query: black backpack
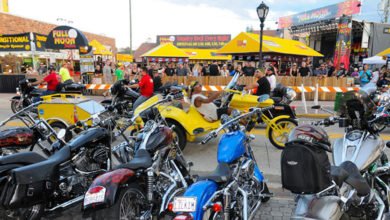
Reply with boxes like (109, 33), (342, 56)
(281, 142), (332, 194)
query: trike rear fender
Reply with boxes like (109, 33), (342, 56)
(180, 180), (218, 220)
(83, 168), (135, 211)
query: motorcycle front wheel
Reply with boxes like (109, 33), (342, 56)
(268, 118), (298, 150)
(10, 99), (23, 113)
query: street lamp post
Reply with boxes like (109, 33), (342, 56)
(257, 1), (269, 68)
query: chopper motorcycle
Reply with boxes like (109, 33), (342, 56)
(83, 92), (193, 220)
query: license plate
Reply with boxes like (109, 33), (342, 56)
(173, 197), (197, 212)
(83, 187), (106, 206)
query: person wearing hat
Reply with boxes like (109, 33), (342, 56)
(244, 69), (271, 96)
(29, 65), (59, 102)
(188, 81), (231, 122)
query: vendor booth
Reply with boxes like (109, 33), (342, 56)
(377, 48), (390, 57)
(183, 48), (231, 64)
(141, 43), (189, 63)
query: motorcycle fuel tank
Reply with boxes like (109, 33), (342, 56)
(217, 130), (246, 164)
(0, 127), (34, 148)
(293, 195), (342, 220)
(333, 130), (384, 171)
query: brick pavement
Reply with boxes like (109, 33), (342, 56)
(256, 197), (295, 220)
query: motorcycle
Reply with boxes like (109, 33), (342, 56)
(172, 103), (272, 220)
(133, 73), (297, 150)
(283, 88), (390, 219)
(100, 79), (140, 115)
(0, 102), (70, 156)
(0, 102), (125, 220)
(83, 92), (193, 220)
(10, 78), (85, 113)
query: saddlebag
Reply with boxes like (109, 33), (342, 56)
(0, 177), (54, 208)
(281, 142), (332, 194)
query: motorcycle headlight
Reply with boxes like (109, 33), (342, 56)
(285, 88), (297, 101)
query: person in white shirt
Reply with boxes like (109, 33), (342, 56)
(266, 67), (277, 91)
(189, 81), (231, 121)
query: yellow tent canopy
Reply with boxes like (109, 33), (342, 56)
(89, 39), (112, 56)
(377, 48), (390, 57)
(217, 32), (323, 57)
(183, 48), (231, 61)
(116, 54), (133, 62)
(141, 43), (189, 58)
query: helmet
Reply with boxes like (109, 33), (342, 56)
(287, 125), (331, 151)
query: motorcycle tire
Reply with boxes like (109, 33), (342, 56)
(10, 99), (23, 113)
(0, 204), (43, 220)
(268, 118), (298, 150)
(91, 183), (147, 220)
(48, 122), (72, 144)
(261, 182), (271, 203)
(167, 121), (187, 151)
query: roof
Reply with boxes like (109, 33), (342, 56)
(217, 32), (323, 57)
(89, 39), (112, 55)
(377, 48), (390, 57)
(133, 42), (157, 61)
(141, 43), (189, 58)
(183, 48), (231, 60)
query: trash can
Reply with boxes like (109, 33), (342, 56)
(334, 92), (343, 112)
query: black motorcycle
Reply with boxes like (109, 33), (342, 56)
(83, 92), (193, 220)
(101, 79), (140, 115)
(0, 103), (125, 220)
(10, 78), (86, 113)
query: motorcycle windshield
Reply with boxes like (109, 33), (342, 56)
(225, 72), (240, 90)
(77, 100), (106, 115)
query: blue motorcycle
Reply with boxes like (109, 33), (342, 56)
(171, 106), (273, 220)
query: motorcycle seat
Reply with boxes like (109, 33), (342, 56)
(11, 146), (71, 185)
(0, 152), (46, 165)
(116, 149), (152, 170)
(338, 161), (370, 197)
(198, 163), (232, 183)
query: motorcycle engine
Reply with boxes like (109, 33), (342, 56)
(74, 143), (109, 172)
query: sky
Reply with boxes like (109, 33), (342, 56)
(7, 0), (384, 50)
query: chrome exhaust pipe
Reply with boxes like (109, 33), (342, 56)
(47, 195), (84, 212)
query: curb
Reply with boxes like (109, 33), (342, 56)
(296, 113), (331, 119)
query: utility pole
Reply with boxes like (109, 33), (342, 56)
(384, 0), (390, 23)
(129, 0), (133, 55)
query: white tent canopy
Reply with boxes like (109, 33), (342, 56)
(363, 56), (386, 65)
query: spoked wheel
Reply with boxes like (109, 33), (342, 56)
(167, 121), (187, 150)
(268, 118), (298, 150)
(96, 183), (147, 220)
(48, 122), (72, 144)
(10, 100), (23, 113)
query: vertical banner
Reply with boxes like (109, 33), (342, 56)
(334, 15), (352, 70)
(0, 0), (8, 13)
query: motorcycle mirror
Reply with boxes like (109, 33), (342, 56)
(57, 129), (66, 140)
(311, 105), (321, 110)
(386, 142), (390, 149)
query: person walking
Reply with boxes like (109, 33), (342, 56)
(129, 67), (154, 110)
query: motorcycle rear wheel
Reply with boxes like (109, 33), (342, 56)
(92, 183), (147, 220)
(268, 118), (298, 150)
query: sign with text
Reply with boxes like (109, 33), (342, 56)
(0, 33), (31, 51)
(157, 35), (231, 49)
(33, 33), (47, 51)
(46, 26), (89, 50)
(279, 0), (361, 28)
(80, 53), (95, 73)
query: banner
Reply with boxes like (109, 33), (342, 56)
(33, 33), (47, 51)
(333, 16), (352, 70)
(0, 0), (8, 13)
(46, 26), (89, 50)
(278, 0), (361, 28)
(0, 33), (31, 51)
(156, 35), (231, 49)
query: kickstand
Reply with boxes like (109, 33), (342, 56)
(265, 141), (270, 168)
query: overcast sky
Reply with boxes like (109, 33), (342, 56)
(8, 0), (383, 50)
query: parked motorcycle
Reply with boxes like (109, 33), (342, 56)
(0, 102), (69, 156)
(10, 78), (85, 113)
(282, 88), (390, 219)
(83, 92), (193, 220)
(0, 102), (125, 220)
(100, 79), (140, 115)
(172, 103), (272, 220)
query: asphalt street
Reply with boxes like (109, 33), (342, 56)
(1, 93), (390, 219)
